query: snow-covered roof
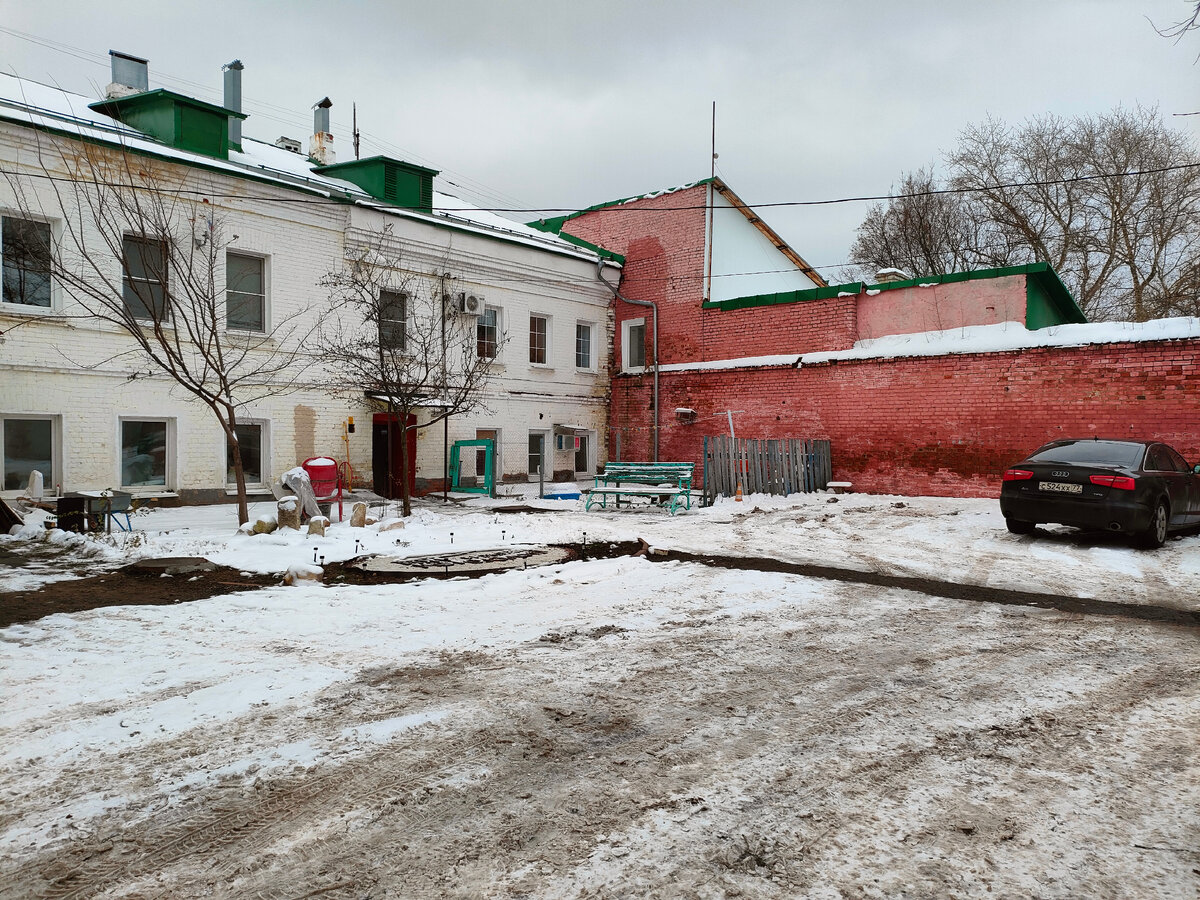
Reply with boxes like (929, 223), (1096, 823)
(0, 72), (604, 263)
(799, 318), (1200, 366)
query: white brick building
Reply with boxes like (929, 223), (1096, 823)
(0, 56), (618, 505)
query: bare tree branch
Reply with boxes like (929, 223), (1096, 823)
(2, 133), (322, 524)
(312, 225), (505, 516)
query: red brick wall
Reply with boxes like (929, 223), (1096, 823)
(610, 339), (1200, 497)
(565, 184), (858, 364)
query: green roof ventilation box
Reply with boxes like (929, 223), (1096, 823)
(312, 156), (439, 212)
(90, 89), (246, 160)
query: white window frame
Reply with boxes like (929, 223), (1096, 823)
(118, 416), (176, 493)
(223, 418), (270, 492)
(377, 288), (409, 353)
(0, 414), (61, 496)
(527, 429), (549, 481)
(477, 305), (502, 361)
(0, 212), (57, 313)
(121, 234), (171, 324)
(621, 317), (647, 373)
(575, 320), (595, 371)
(529, 312), (552, 368)
(225, 250), (269, 333)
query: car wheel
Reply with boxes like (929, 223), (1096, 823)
(1005, 518), (1035, 535)
(1136, 501), (1169, 549)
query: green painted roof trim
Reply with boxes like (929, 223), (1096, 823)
(704, 262), (1086, 328)
(526, 177), (716, 235)
(89, 89), (247, 122)
(315, 154), (440, 178)
(543, 229), (625, 263)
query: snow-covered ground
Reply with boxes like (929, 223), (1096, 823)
(1, 491), (1197, 897)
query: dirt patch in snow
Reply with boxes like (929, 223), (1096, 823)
(0, 563), (278, 627)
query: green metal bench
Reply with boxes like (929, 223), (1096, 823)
(585, 462), (695, 516)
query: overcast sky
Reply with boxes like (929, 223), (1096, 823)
(4, 1), (1198, 276)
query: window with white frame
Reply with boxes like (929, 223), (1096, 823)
(1, 216), (52, 308)
(122, 235), (169, 321)
(120, 419), (171, 489)
(529, 313), (549, 365)
(226, 421), (266, 486)
(379, 289), (407, 351)
(575, 322), (593, 370)
(1, 416), (57, 491)
(622, 317), (646, 370)
(528, 431), (546, 478)
(477, 306), (500, 359)
(226, 252), (266, 331)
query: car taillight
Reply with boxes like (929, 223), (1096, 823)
(1003, 469), (1034, 481)
(1089, 475), (1135, 491)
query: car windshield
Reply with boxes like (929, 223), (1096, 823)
(1028, 441), (1144, 467)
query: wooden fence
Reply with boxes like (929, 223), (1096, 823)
(702, 436), (831, 504)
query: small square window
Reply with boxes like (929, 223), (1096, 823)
(226, 252), (265, 331)
(529, 314), (548, 365)
(122, 235), (169, 321)
(226, 422), (264, 486)
(575, 322), (592, 369)
(1, 217), (52, 308)
(477, 307), (499, 359)
(121, 419), (169, 488)
(379, 289), (407, 350)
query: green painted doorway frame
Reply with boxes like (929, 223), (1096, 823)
(449, 439), (496, 496)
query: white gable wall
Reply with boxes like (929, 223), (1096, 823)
(706, 189), (820, 303)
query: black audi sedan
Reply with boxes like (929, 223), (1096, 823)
(999, 439), (1200, 548)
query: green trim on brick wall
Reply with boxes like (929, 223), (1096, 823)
(705, 262), (1086, 329)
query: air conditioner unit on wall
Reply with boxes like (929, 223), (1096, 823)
(458, 293), (483, 314)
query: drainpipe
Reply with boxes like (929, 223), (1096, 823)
(596, 259), (659, 462)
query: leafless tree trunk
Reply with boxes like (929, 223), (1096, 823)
(3, 135), (317, 524)
(314, 226), (503, 517)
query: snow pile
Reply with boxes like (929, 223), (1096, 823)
(801, 317), (1200, 365)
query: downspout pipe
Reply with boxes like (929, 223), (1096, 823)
(596, 259), (659, 462)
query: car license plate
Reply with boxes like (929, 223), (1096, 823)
(1039, 481), (1082, 494)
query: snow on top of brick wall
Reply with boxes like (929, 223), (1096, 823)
(800, 317), (1200, 365)
(657, 354), (802, 373)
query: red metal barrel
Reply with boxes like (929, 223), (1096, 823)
(302, 456), (339, 498)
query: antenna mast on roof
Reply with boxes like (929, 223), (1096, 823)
(352, 102), (361, 160)
(704, 100), (717, 302)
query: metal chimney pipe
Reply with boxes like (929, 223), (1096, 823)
(314, 97), (332, 136)
(106, 50), (148, 99)
(310, 97), (335, 165)
(223, 60), (244, 149)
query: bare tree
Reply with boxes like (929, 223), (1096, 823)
(315, 227), (503, 517)
(847, 167), (1000, 280)
(849, 107), (1200, 321)
(3, 136), (317, 524)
